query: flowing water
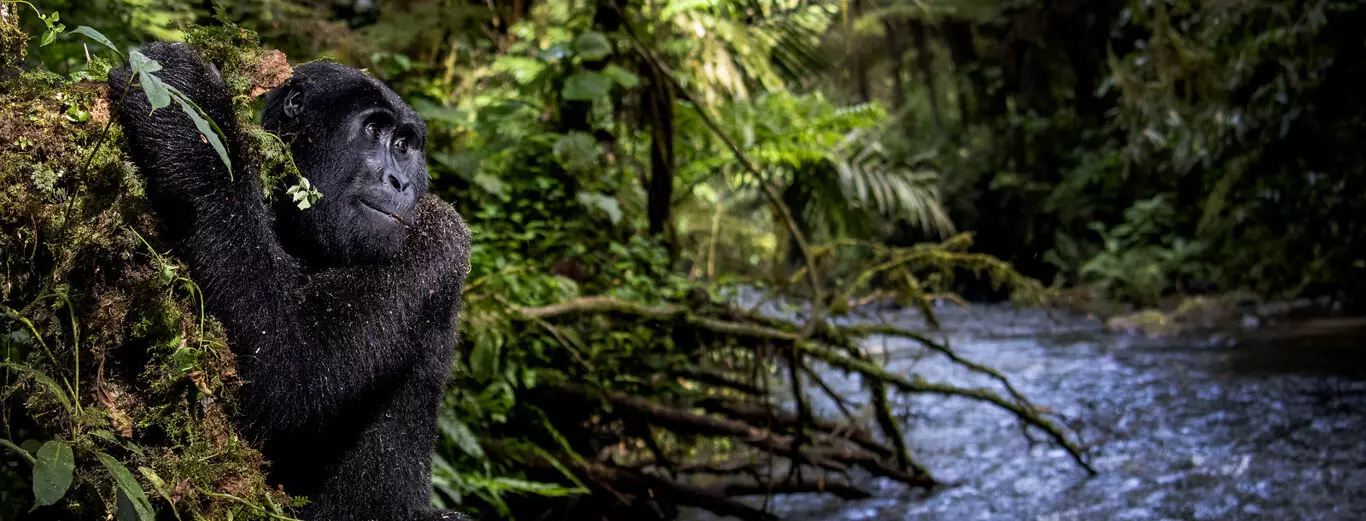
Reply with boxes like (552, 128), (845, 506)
(683, 301), (1366, 521)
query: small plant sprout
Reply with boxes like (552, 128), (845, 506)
(6, 1), (67, 46)
(285, 177), (323, 210)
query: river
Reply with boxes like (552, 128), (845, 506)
(683, 301), (1366, 521)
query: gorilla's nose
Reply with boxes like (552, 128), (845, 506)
(383, 169), (411, 193)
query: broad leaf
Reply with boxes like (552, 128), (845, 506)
(602, 64), (639, 88)
(169, 89), (233, 177)
(96, 452), (155, 521)
(561, 72), (612, 101)
(72, 26), (120, 55)
(574, 31), (612, 61)
(128, 51), (170, 111)
(32, 441), (74, 506)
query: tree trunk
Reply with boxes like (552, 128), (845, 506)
(647, 80), (676, 238)
(849, 0), (870, 102)
(940, 20), (979, 123)
(884, 19), (907, 112)
(911, 21), (941, 126)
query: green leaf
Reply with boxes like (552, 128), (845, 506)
(602, 64), (639, 88)
(576, 192), (622, 225)
(472, 172), (507, 198)
(491, 56), (547, 85)
(489, 477), (581, 497)
(561, 71), (612, 101)
(412, 99), (467, 126)
(527, 444), (589, 493)
(96, 452), (155, 521)
(40, 30), (57, 47)
(128, 50), (162, 74)
(574, 31), (613, 61)
(169, 89), (233, 177)
(129, 51), (170, 111)
(469, 337), (501, 383)
(552, 132), (600, 171)
(138, 467), (181, 519)
(0, 363), (74, 413)
(437, 409), (486, 460)
(72, 26), (121, 55)
(33, 441), (75, 506)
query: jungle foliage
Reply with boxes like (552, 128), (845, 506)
(2, 0), (1360, 520)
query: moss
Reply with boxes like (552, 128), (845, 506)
(0, 22), (298, 521)
(0, 11), (25, 70)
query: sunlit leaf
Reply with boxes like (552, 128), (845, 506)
(577, 192), (623, 225)
(488, 477), (581, 497)
(72, 26), (121, 55)
(412, 99), (468, 126)
(491, 56), (547, 85)
(129, 51), (171, 111)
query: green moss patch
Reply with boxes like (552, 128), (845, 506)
(1, 21), (300, 521)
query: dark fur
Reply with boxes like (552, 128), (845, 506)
(109, 42), (472, 521)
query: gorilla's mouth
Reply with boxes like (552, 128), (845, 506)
(360, 200), (407, 225)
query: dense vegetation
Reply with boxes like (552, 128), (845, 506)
(3, 0), (1362, 520)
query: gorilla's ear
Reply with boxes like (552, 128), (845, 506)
(283, 88), (304, 119)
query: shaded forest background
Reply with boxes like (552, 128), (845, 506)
(2, 0), (1363, 520)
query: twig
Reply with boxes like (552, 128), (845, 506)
(797, 342), (1096, 474)
(0, 438), (35, 465)
(835, 323), (1034, 407)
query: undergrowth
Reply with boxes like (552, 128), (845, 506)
(1, 10), (302, 520)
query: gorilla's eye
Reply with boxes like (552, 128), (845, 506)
(393, 137), (409, 154)
(365, 122), (381, 138)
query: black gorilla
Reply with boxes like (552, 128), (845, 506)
(108, 43), (472, 521)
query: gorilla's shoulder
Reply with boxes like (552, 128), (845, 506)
(411, 195), (472, 281)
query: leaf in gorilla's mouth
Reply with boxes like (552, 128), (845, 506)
(360, 200), (406, 225)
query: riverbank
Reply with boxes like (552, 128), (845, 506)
(1040, 286), (1362, 339)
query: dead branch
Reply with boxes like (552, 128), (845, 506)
(505, 297), (1094, 474)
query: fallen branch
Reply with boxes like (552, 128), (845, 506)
(505, 296), (1092, 473)
(697, 397), (894, 460)
(546, 384), (934, 488)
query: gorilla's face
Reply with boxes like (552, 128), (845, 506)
(262, 62), (430, 267)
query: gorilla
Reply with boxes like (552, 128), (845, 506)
(108, 43), (472, 521)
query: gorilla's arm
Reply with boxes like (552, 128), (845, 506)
(108, 43), (450, 436)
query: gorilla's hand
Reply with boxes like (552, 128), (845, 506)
(108, 42), (244, 203)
